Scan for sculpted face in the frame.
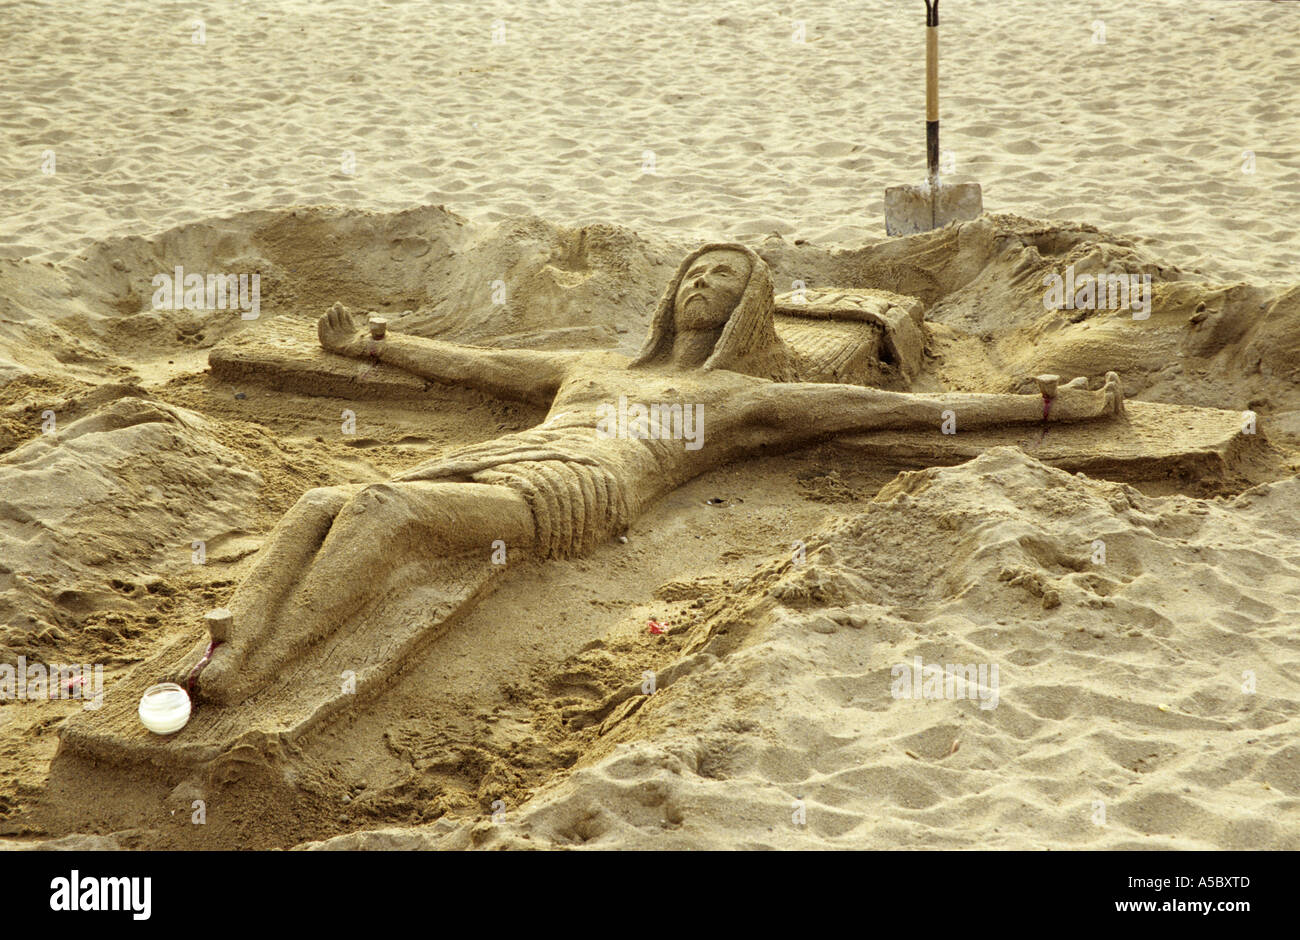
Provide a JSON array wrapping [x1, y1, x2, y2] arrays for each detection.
[[673, 249, 751, 332]]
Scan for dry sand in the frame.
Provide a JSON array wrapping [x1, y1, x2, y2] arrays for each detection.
[[1, 0, 1298, 850]]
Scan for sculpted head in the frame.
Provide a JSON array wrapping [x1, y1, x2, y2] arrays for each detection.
[[631, 243, 795, 381], [673, 249, 752, 332]]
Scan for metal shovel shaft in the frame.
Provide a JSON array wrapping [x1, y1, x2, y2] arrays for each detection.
[[927, 0, 939, 192]]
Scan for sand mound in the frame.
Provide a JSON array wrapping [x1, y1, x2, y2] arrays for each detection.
[[304, 448, 1300, 850], [0, 205, 677, 383], [0, 394, 260, 665]]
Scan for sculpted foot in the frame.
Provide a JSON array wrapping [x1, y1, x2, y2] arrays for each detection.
[[318, 302, 368, 356], [1103, 371, 1126, 416], [192, 642, 247, 705]]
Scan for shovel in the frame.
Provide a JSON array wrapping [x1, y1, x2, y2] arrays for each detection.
[[884, 0, 983, 236]]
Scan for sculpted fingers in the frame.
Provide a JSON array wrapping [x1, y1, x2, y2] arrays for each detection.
[[333, 303, 351, 331], [319, 302, 360, 352]]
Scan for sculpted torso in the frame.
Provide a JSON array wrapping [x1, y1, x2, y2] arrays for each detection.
[[424, 360, 762, 478]]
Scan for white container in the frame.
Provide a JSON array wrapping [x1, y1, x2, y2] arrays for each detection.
[[138, 682, 192, 735]]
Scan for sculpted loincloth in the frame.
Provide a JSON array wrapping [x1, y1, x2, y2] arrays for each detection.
[[402, 418, 682, 558]]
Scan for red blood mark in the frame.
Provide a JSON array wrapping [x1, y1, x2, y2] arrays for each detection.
[[1032, 393, 1055, 447], [357, 343, 383, 378], [49, 675, 86, 699], [186, 639, 223, 695]]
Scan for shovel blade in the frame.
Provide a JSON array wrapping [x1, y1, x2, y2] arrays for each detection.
[[884, 182, 983, 236]]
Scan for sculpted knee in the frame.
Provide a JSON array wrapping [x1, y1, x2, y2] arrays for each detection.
[[334, 483, 409, 524], [299, 485, 350, 511], [357, 482, 400, 507], [280, 486, 356, 531]]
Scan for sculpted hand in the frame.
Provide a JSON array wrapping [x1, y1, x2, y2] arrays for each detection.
[[318, 302, 368, 356]]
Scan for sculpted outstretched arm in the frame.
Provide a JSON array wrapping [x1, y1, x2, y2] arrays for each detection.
[[741, 373, 1125, 443], [318, 304, 575, 406]]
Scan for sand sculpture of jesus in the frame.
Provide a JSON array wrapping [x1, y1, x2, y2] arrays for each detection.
[[191, 243, 1124, 705]]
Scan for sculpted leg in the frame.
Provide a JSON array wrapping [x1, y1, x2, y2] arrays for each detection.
[[195, 483, 358, 694], [196, 480, 534, 704]]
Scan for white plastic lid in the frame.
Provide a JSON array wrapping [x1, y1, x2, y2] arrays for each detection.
[[138, 682, 192, 735]]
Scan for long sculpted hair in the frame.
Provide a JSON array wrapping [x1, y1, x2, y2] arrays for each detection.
[[630, 242, 796, 381]]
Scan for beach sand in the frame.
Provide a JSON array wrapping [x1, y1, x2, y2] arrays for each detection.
[[1, 0, 1298, 850], [2, 0, 1298, 281]]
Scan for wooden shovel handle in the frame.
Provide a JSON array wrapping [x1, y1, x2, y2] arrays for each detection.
[[926, 24, 938, 122]]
